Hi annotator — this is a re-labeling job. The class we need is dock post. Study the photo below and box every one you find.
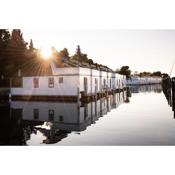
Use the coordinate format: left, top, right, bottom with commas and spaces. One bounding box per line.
9, 78, 12, 101
172, 77, 175, 118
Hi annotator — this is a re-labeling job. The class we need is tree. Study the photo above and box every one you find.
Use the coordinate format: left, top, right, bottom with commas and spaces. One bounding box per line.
161, 73, 169, 78
88, 59, 94, 64
117, 66, 131, 78
29, 39, 34, 51
139, 71, 152, 77
59, 48, 69, 59
8, 29, 27, 50
72, 45, 89, 63
0, 29, 10, 49
152, 71, 162, 77
76, 45, 81, 57
0, 30, 11, 75
72, 45, 82, 61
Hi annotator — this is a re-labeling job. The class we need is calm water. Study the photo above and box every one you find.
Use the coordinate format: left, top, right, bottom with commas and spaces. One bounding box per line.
0, 84, 175, 145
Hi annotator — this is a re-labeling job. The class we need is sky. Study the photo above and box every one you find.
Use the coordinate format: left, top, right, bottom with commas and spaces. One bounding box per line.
23, 30, 175, 74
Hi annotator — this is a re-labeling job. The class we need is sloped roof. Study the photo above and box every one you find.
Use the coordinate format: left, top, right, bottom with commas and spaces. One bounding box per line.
17, 58, 53, 77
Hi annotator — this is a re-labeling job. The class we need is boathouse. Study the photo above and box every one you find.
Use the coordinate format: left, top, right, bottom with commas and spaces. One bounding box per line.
10, 57, 126, 101
10, 92, 127, 132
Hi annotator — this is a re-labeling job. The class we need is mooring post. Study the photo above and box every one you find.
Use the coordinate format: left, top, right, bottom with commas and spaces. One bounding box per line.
171, 77, 175, 118
9, 78, 12, 101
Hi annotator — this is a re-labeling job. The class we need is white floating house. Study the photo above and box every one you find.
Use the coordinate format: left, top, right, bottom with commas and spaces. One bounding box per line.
126, 76, 162, 85
10, 92, 127, 132
10, 54, 126, 101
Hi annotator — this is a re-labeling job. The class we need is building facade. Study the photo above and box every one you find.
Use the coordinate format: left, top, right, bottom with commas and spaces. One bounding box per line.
10, 60, 126, 100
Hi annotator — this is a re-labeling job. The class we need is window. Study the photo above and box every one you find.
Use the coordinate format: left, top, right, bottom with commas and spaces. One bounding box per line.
59, 115, 64, 122
84, 77, 88, 93
103, 79, 106, 86
59, 77, 63, 83
48, 77, 54, 88
33, 109, 39, 119
49, 110, 54, 121
33, 78, 39, 88
84, 105, 88, 119
95, 78, 98, 91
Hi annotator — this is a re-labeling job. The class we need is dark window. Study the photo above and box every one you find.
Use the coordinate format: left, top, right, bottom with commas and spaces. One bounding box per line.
33, 109, 39, 119
33, 78, 39, 88
49, 110, 54, 121
84, 77, 88, 93
59, 77, 63, 83
48, 77, 54, 88
84, 105, 88, 119
12, 109, 23, 119
103, 79, 106, 88
12, 78, 23, 87
95, 78, 98, 91
59, 115, 64, 122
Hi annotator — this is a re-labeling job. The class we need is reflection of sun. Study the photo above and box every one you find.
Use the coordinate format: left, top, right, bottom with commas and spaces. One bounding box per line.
41, 48, 52, 60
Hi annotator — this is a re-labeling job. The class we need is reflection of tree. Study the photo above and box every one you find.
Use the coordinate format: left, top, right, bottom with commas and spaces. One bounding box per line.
38, 128, 70, 144
0, 90, 132, 145
0, 105, 43, 145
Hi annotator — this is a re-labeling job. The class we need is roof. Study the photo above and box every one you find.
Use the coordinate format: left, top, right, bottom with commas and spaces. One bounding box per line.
15, 58, 53, 77
10, 55, 115, 77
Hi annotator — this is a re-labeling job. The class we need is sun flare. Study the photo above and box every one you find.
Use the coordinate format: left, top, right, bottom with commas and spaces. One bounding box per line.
41, 48, 52, 60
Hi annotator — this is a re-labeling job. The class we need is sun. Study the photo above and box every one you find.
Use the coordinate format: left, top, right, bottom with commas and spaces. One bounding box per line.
41, 47, 52, 60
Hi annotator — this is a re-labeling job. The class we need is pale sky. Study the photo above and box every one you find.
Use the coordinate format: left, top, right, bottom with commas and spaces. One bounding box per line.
23, 30, 175, 74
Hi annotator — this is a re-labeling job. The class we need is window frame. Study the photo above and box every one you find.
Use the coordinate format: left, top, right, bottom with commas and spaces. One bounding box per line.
48, 77, 54, 88
33, 78, 39, 88
59, 77, 63, 84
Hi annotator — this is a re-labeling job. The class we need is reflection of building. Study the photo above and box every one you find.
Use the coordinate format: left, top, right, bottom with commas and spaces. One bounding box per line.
126, 76, 162, 85
129, 84, 162, 93
11, 91, 127, 132
0, 91, 127, 145
0, 103, 42, 145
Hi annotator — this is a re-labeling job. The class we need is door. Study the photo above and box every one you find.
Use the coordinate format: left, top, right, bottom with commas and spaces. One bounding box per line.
95, 78, 98, 93
84, 77, 88, 94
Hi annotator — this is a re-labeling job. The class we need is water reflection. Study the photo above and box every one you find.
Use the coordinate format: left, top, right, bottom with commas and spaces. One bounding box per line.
0, 91, 128, 145
0, 84, 165, 145
128, 84, 162, 94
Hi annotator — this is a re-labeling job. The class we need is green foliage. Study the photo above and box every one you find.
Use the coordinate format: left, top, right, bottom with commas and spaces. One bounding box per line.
161, 73, 169, 78
59, 48, 69, 59
139, 71, 152, 77
9, 29, 27, 49
152, 71, 162, 77
29, 39, 34, 51
117, 66, 131, 78
139, 71, 162, 77
0, 29, 31, 77
0, 29, 10, 48
72, 45, 94, 65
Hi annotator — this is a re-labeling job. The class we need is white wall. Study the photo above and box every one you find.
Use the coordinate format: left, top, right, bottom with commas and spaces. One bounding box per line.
92, 69, 100, 93
11, 65, 127, 96
11, 76, 79, 96
11, 101, 80, 123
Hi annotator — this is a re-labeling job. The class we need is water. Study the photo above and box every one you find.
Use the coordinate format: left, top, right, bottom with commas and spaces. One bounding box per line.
0, 84, 175, 145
